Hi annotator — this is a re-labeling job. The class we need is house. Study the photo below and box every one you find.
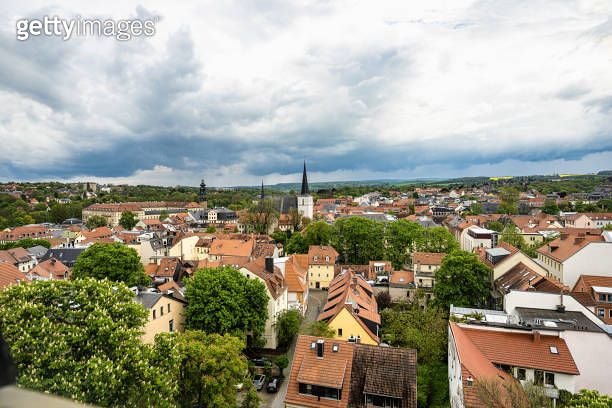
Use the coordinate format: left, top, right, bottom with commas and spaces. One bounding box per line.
317, 271, 380, 345
571, 275, 612, 324
0, 225, 52, 243
308, 245, 339, 289
473, 242, 548, 281
0, 248, 38, 272
494, 262, 567, 296
239, 257, 288, 349
27, 258, 70, 280
284, 335, 417, 408
460, 226, 497, 252
134, 290, 187, 343
565, 213, 612, 229
145, 257, 186, 283
536, 231, 612, 287
448, 321, 579, 408
282, 254, 310, 314
0, 262, 29, 290
39, 248, 86, 269
412, 252, 446, 290
209, 238, 255, 263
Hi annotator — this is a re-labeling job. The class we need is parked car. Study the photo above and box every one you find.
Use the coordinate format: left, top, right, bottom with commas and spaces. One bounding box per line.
266, 377, 281, 393
251, 357, 271, 367
253, 374, 267, 391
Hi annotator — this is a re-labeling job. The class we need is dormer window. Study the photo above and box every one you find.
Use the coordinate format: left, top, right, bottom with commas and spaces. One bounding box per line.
314, 256, 318, 262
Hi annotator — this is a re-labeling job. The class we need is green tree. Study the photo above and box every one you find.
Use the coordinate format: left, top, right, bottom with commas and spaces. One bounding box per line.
0, 279, 176, 407
244, 200, 279, 234
71, 242, 149, 287
421, 226, 459, 253
0, 238, 51, 250
433, 250, 492, 309
154, 331, 248, 408
417, 362, 450, 408
498, 201, 518, 215
184, 267, 268, 340
85, 215, 108, 229
288, 207, 304, 232
159, 209, 169, 221
274, 355, 289, 377
385, 219, 423, 269
499, 223, 525, 249
241, 382, 262, 408
270, 230, 288, 246
567, 389, 612, 407
309, 321, 336, 338
206, 225, 217, 233
274, 309, 303, 350
487, 221, 504, 232
305, 221, 333, 246
49, 204, 69, 223
119, 210, 138, 230
286, 233, 309, 254
542, 200, 560, 215
332, 217, 384, 264
470, 202, 483, 215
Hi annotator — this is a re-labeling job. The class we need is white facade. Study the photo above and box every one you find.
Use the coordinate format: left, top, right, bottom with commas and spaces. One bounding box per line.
562, 242, 612, 288
448, 328, 465, 408
298, 195, 313, 220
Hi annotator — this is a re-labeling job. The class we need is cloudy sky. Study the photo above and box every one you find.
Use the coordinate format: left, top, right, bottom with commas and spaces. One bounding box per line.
1, 1, 611, 187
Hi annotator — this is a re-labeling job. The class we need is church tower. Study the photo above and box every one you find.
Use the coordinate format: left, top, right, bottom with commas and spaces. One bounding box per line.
297, 161, 313, 219
199, 178, 207, 209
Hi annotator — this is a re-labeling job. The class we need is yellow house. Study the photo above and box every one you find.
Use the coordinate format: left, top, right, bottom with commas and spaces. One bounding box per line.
134, 291, 187, 343
307, 245, 338, 289
317, 271, 380, 345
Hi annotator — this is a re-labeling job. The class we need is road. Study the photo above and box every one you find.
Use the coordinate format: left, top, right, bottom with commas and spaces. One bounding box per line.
259, 289, 328, 408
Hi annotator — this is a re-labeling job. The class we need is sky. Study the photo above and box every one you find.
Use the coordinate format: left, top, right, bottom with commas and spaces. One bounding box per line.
1, 1, 611, 187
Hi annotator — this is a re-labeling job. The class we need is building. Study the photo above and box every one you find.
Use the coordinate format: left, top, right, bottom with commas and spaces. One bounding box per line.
240, 257, 288, 349
412, 252, 446, 290
448, 321, 579, 408
308, 245, 339, 289
284, 335, 417, 408
460, 226, 497, 252
27, 258, 70, 280
536, 231, 611, 287
473, 242, 549, 281
317, 271, 380, 345
39, 248, 86, 269
82, 201, 198, 227
0, 225, 52, 243
259, 161, 313, 220
0, 262, 29, 290
298, 161, 314, 219
565, 212, 612, 229
281, 254, 310, 314
134, 290, 187, 343
571, 275, 612, 324
0, 248, 38, 272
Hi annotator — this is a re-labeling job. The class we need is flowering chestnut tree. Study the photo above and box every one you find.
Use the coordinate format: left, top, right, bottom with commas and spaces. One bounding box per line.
0, 279, 177, 407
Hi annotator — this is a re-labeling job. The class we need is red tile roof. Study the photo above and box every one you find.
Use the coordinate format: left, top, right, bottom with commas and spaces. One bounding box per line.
0, 262, 29, 290
537, 233, 604, 262
413, 252, 446, 266
308, 245, 339, 265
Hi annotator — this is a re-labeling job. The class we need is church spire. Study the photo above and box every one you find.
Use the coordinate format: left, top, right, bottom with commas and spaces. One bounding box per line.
301, 160, 309, 195
261, 180, 265, 200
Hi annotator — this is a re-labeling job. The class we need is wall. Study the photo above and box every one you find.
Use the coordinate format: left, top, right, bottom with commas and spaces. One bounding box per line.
326, 307, 377, 345
308, 264, 335, 289
563, 242, 612, 288
493, 251, 548, 280
560, 330, 612, 394
142, 297, 186, 343
448, 326, 465, 408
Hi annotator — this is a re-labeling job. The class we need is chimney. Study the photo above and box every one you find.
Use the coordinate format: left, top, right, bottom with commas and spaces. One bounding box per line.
560, 232, 569, 241
574, 237, 584, 244
265, 257, 274, 273
316, 339, 324, 358
533, 331, 541, 344
356, 335, 361, 344
50, 258, 56, 265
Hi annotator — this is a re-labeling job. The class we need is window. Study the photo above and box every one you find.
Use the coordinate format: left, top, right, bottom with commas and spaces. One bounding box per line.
549, 346, 558, 354
160, 306, 164, 316
168, 304, 171, 313
364, 393, 401, 408
545, 372, 555, 386
153, 310, 156, 319
599, 294, 607, 302
338, 328, 342, 336
314, 256, 318, 262
598, 309, 605, 317
517, 368, 526, 381
609, 309, 612, 319
534, 370, 544, 385
298, 383, 341, 400
169, 319, 174, 332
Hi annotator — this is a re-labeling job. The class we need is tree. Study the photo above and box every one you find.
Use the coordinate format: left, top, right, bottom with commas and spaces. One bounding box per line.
274, 309, 303, 350
159, 209, 169, 221
119, 210, 138, 230
288, 207, 304, 232
309, 321, 335, 338
420, 227, 460, 253
0, 279, 176, 407
602, 224, 612, 231
433, 250, 492, 309
542, 200, 560, 215
206, 225, 217, 233
274, 355, 289, 378
270, 230, 288, 246
380, 305, 448, 364
184, 267, 268, 340
243, 200, 279, 234
499, 223, 525, 249
498, 201, 518, 215
470, 202, 483, 215
474, 377, 532, 408
305, 221, 333, 246
417, 362, 450, 408
286, 233, 309, 254
385, 219, 423, 269
375, 290, 393, 310
49, 204, 69, 224
241, 382, 262, 408
567, 389, 612, 407
85, 215, 107, 229
487, 221, 504, 232
332, 217, 384, 264
0, 238, 51, 250
71, 242, 149, 287
153, 331, 248, 408
498, 187, 520, 215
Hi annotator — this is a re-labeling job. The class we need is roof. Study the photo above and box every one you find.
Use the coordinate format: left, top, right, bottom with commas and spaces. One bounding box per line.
134, 292, 163, 309
40, 248, 86, 267
241, 257, 286, 300
0, 262, 29, 290
29, 258, 70, 280
412, 252, 446, 265
285, 335, 354, 408
209, 239, 254, 258
537, 233, 604, 262
318, 271, 380, 343
145, 258, 182, 279
514, 307, 603, 333
455, 323, 579, 374
308, 245, 339, 265
0, 248, 33, 265
285, 255, 307, 294
389, 270, 414, 286
349, 343, 417, 408
495, 262, 567, 294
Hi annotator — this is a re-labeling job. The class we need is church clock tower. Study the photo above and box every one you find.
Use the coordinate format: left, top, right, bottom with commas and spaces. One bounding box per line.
297, 161, 313, 219
199, 178, 207, 209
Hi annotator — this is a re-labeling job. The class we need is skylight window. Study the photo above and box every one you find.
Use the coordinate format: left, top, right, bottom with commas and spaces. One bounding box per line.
332, 344, 339, 352
549, 346, 558, 354
311, 342, 316, 350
